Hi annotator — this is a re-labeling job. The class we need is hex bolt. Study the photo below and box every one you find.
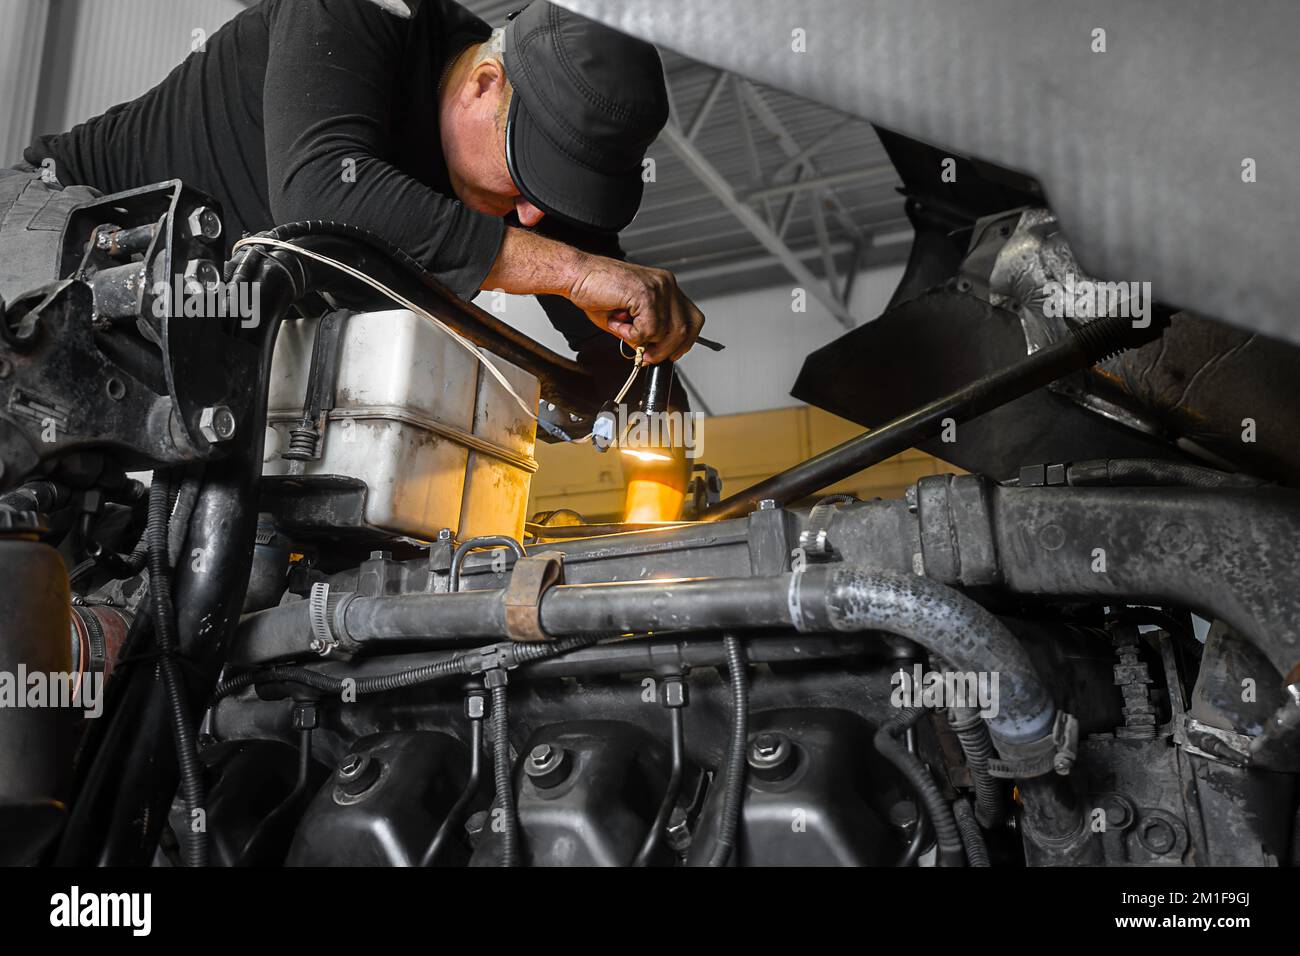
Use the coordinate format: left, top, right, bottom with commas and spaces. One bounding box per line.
336, 753, 382, 797
757, 498, 777, 511
182, 258, 221, 292
186, 206, 223, 241
198, 404, 237, 443
524, 741, 569, 789
747, 731, 796, 782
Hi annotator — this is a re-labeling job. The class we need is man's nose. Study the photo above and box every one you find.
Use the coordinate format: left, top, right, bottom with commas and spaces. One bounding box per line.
514, 198, 545, 227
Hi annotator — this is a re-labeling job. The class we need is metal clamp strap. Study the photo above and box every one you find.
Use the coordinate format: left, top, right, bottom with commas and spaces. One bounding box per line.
797, 494, 856, 562
503, 551, 564, 642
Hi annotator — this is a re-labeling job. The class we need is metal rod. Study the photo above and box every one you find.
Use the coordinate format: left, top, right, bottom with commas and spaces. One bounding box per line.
704, 312, 1166, 519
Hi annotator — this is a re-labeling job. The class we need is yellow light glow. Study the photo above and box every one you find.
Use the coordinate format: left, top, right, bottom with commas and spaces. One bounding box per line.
620, 447, 673, 463
624, 477, 686, 522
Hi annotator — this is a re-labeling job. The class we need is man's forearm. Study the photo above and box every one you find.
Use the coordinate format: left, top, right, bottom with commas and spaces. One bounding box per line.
481, 226, 589, 298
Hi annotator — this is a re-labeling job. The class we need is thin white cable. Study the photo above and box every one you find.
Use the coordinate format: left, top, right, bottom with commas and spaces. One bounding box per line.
230, 235, 643, 432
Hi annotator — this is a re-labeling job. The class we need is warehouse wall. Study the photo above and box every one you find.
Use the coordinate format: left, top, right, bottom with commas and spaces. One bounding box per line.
6, 0, 244, 159
528, 404, 958, 524
0, 0, 50, 163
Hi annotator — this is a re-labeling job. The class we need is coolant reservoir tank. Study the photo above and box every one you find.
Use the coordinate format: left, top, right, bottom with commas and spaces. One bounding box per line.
263, 310, 539, 541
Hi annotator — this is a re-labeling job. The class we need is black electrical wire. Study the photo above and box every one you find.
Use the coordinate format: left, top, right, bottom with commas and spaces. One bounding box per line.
706, 634, 749, 867
489, 678, 520, 867
147, 474, 207, 868
209, 635, 602, 705
953, 797, 990, 866
948, 707, 1004, 829
875, 707, 964, 867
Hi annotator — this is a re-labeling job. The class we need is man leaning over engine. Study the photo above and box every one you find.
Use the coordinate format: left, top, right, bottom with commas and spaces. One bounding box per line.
7, 0, 704, 392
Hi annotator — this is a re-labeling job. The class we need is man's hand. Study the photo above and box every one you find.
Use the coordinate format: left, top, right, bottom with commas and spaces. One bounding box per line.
567, 256, 704, 363
482, 226, 705, 363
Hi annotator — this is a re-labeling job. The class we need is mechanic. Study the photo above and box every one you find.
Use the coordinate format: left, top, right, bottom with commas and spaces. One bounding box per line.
4, 0, 704, 394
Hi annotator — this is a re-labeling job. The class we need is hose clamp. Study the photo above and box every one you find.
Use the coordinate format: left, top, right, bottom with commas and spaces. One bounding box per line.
307, 582, 358, 657
988, 711, 1079, 779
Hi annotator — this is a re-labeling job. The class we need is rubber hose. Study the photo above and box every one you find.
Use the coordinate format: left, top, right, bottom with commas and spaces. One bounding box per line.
490, 681, 520, 867
953, 798, 991, 866
707, 634, 749, 867
875, 707, 964, 867
1067, 458, 1262, 489
148, 475, 208, 868
948, 707, 1004, 829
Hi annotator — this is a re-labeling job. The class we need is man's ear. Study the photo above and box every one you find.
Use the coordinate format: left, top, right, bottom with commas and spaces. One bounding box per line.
470, 58, 506, 100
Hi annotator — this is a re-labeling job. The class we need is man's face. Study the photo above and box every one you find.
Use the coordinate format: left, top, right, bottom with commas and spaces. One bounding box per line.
441, 56, 546, 227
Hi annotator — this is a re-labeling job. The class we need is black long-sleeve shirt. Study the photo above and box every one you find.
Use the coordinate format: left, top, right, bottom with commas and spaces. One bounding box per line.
25, 0, 617, 353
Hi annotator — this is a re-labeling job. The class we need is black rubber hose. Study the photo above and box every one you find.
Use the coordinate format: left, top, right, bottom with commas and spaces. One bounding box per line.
707, 634, 749, 867
148, 474, 207, 868
948, 707, 1004, 829
875, 707, 964, 867
490, 679, 520, 867
634, 703, 684, 867
1066, 458, 1263, 489
953, 797, 991, 866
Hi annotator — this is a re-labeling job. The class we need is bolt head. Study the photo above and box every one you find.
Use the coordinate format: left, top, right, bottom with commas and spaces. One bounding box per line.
747, 731, 796, 781
186, 206, 223, 241
198, 404, 237, 443
758, 498, 777, 511
524, 742, 569, 789
182, 258, 221, 293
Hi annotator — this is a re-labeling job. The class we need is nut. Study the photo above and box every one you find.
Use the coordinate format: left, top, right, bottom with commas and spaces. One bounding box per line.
198, 404, 237, 443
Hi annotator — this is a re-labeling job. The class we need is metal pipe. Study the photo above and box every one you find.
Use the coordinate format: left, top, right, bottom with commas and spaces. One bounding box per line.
450, 535, 526, 592
234, 565, 1053, 748
705, 311, 1166, 519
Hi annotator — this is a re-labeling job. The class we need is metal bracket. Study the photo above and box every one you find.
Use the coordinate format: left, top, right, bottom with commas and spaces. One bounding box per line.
503, 551, 564, 642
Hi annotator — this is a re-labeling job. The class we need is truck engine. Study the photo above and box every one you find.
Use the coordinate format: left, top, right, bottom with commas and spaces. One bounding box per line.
1, 0, 1298, 879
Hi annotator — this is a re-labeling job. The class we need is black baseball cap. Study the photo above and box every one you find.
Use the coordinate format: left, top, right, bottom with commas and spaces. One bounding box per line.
502, 2, 669, 233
